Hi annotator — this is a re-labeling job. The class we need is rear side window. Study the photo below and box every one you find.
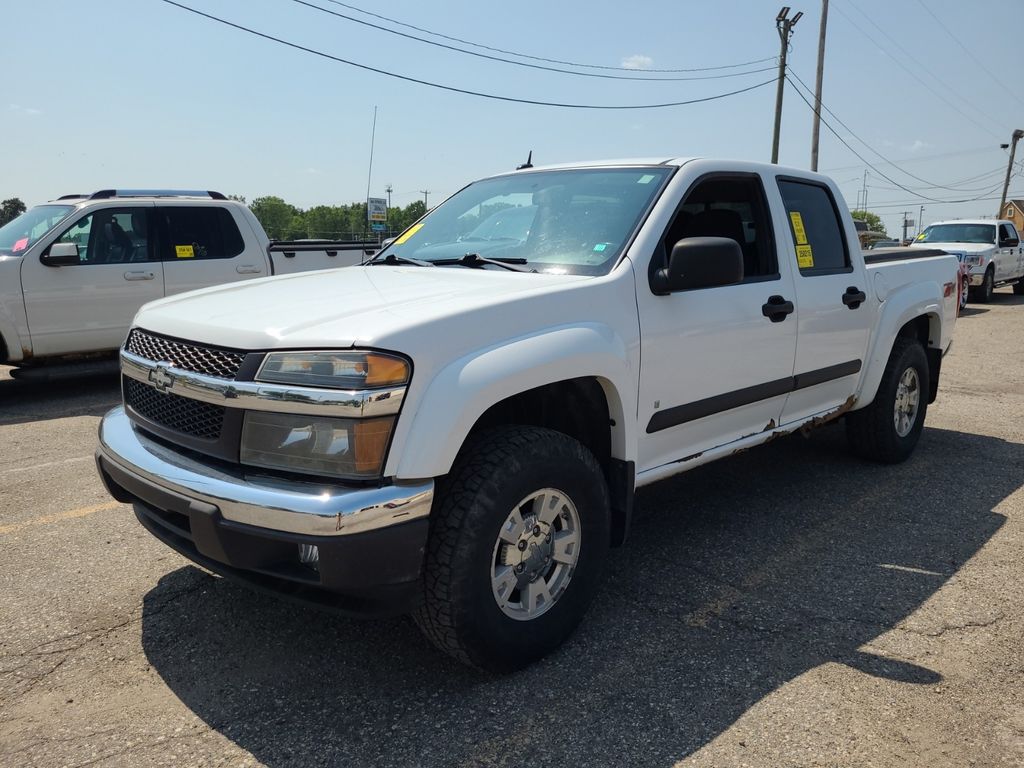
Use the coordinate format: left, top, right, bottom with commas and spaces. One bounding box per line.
160, 207, 244, 261
777, 179, 851, 274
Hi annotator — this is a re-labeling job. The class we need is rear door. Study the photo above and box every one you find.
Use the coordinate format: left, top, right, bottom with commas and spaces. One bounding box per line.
998, 223, 1023, 280
21, 204, 161, 356
774, 177, 873, 425
159, 204, 268, 297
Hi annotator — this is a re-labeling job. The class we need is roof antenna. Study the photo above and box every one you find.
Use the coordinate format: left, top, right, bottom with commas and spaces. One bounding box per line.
516, 151, 533, 170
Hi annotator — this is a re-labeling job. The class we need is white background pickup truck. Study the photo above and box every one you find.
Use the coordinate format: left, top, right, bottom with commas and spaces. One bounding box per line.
911, 218, 1024, 303
0, 190, 376, 370
95, 159, 959, 670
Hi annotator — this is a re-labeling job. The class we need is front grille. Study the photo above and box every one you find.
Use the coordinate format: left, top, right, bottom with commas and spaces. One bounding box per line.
125, 329, 246, 379
125, 378, 225, 440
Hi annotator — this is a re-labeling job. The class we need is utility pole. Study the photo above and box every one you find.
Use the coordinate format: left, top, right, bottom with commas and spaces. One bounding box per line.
998, 128, 1023, 217
420, 190, 430, 208
860, 169, 868, 212
901, 211, 911, 244
918, 205, 925, 237
810, 0, 829, 171
771, 7, 802, 164
385, 184, 393, 211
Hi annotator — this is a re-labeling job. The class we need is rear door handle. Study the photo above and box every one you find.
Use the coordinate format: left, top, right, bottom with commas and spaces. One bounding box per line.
842, 286, 867, 309
761, 295, 795, 322
123, 271, 155, 281
236, 264, 263, 274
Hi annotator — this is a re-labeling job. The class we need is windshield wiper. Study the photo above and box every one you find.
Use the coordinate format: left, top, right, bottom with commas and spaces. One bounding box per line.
368, 252, 435, 267
435, 253, 535, 273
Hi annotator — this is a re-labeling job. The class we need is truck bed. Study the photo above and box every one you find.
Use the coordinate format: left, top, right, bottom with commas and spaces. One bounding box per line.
268, 240, 379, 275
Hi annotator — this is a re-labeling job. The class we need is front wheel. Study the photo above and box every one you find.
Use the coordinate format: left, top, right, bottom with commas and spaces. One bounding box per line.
846, 337, 929, 464
974, 268, 994, 303
960, 274, 970, 311
414, 425, 610, 671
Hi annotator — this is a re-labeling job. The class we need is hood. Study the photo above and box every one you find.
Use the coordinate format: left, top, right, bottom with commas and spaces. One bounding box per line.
909, 241, 995, 254
134, 265, 590, 351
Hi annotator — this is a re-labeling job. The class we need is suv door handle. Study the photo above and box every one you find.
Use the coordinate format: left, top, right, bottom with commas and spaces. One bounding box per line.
123, 271, 155, 281
761, 295, 795, 322
236, 264, 263, 274
842, 286, 866, 309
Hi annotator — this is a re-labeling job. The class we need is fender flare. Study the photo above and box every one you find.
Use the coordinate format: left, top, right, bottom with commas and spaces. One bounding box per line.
854, 282, 943, 410
390, 323, 636, 479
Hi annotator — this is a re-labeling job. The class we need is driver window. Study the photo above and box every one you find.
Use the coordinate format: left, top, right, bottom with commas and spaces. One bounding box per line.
660, 175, 778, 282
54, 209, 149, 265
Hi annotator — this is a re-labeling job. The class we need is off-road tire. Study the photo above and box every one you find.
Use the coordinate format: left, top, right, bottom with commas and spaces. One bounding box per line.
846, 337, 929, 464
414, 425, 610, 671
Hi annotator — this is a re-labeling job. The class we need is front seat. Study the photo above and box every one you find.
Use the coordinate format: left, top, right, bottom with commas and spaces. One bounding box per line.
682, 208, 755, 277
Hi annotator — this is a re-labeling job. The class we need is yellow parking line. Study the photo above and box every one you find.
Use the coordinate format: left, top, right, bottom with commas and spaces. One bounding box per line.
0, 501, 122, 535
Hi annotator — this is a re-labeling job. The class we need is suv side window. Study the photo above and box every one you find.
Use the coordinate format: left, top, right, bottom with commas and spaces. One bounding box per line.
777, 179, 851, 274
159, 206, 245, 261
658, 174, 778, 283
54, 208, 150, 265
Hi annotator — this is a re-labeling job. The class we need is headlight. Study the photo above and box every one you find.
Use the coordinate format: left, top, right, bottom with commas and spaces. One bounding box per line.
241, 412, 394, 479
964, 254, 982, 266
258, 351, 409, 389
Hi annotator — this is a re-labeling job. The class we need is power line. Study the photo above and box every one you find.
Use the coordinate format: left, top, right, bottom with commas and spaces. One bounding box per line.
319, 0, 778, 74
821, 146, 997, 174
159, 1, 777, 110
830, 0, 1002, 140
912, 0, 1024, 112
789, 70, 1006, 193
293, 0, 775, 83
786, 75, 1009, 205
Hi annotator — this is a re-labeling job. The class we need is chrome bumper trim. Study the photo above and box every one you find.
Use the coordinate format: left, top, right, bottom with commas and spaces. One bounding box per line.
97, 407, 433, 536
120, 350, 404, 418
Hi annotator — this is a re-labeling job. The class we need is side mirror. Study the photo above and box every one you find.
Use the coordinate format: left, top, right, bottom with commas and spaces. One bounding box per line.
651, 236, 744, 295
40, 242, 81, 267
999, 237, 1019, 248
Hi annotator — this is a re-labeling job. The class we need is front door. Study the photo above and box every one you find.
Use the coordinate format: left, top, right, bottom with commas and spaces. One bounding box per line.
22, 205, 162, 357
636, 173, 798, 473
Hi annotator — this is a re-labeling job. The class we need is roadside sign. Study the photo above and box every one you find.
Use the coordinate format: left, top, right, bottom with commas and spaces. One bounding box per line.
371, 222, 386, 232
367, 197, 387, 222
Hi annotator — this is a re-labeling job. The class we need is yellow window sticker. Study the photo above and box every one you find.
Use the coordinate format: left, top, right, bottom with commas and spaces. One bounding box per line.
796, 244, 814, 268
789, 212, 809, 245
175, 245, 195, 258
394, 223, 423, 245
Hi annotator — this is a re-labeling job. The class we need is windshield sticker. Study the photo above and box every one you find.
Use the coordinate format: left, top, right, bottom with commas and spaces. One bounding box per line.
789, 212, 809, 245
593, 243, 608, 252
394, 223, 423, 245
12, 237, 28, 253
796, 244, 814, 268
916, 232, 926, 241
175, 245, 195, 258
637, 174, 656, 184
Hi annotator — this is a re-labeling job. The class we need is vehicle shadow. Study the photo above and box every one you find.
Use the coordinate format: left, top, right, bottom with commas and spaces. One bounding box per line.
140, 425, 1016, 767
0, 363, 121, 425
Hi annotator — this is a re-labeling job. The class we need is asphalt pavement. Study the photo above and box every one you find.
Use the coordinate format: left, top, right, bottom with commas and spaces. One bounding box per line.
1, 292, 1022, 767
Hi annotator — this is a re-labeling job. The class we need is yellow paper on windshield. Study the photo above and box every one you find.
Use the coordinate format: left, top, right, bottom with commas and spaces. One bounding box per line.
789, 212, 809, 245
175, 245, 195, 258
394, 223, 423, 245
796, 244, 814, 268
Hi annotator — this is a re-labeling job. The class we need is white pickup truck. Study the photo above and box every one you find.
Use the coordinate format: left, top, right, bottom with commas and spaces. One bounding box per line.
0, 190, 376, 372
912, 218, 1024, 302
95, 159, 959, 670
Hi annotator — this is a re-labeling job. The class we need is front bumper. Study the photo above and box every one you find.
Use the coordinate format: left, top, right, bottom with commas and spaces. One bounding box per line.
96, 407, 434, 615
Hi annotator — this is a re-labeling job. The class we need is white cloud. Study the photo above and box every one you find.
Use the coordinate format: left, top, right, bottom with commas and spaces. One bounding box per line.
621, 54, 654, 70
9, 103, 42, 116
304, 167, 323, 175
906, 139, 930, 153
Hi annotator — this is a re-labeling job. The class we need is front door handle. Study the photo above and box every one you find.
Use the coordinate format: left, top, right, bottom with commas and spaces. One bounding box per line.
842, 286, 867, 309
123, 271, 155, 281
762, 295, 795, 322
236, 264, 263, 274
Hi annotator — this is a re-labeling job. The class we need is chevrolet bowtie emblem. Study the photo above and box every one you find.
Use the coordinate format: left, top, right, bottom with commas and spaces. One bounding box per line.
149, 365, 174, 392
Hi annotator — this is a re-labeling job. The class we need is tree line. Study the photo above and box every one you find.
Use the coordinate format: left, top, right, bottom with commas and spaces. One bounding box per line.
246, 196, 427, 241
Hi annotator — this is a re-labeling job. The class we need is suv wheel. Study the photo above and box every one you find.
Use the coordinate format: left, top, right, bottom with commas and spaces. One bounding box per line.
974, 268, 994, 303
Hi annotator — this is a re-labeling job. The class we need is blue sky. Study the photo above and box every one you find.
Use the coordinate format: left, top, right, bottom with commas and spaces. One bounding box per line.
4, 0, 1022, 236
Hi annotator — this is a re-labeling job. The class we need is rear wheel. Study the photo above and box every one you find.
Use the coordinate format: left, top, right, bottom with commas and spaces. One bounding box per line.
414, 425, 610, 671
1013, 279, 1024, 296
974, 268, 994, 303
846, 337, 929, 464
960, 274, 970, 311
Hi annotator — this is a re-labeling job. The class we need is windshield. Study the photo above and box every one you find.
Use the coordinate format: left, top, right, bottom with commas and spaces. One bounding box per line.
375, 167, 674, 275
0, 205, 75, 257
917, 223, 996, 245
